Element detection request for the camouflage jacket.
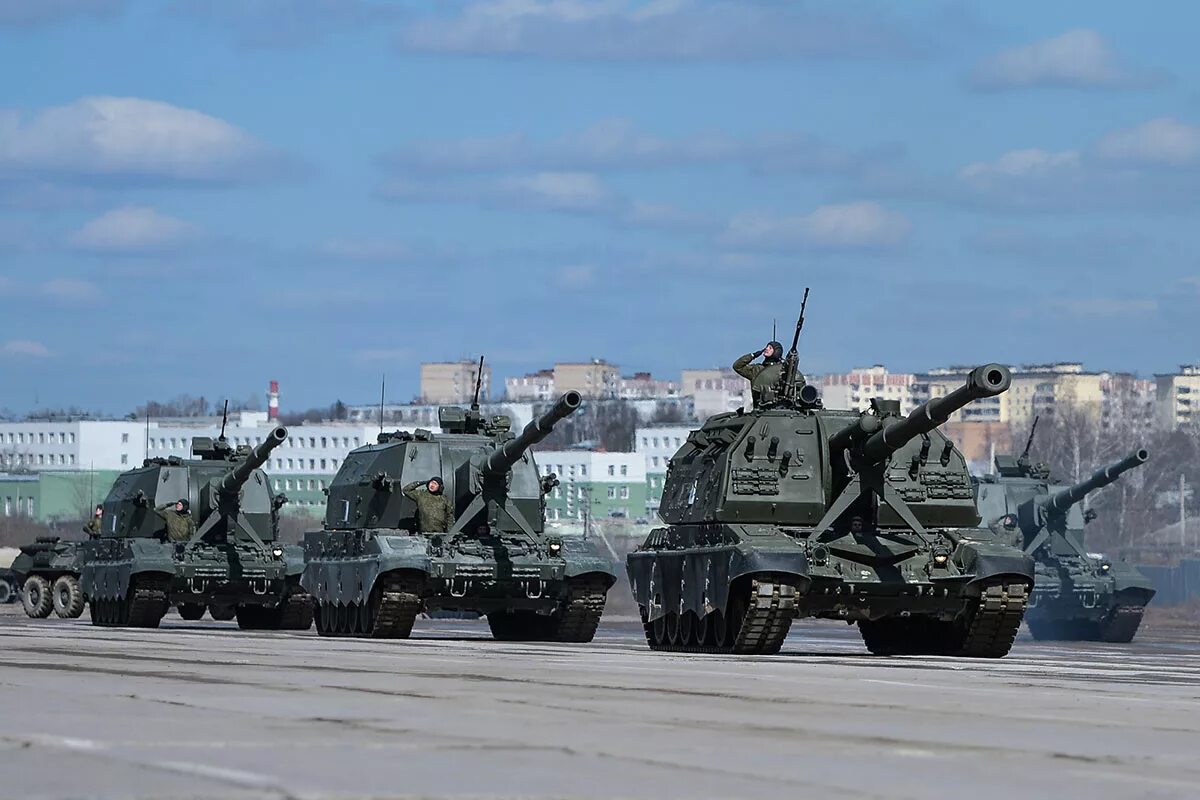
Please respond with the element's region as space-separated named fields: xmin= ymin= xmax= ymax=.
xmin=83 ymin=517 xmax=102 ymax=537
xmin=402 ymin=482 xmax=455 ymax=533
xmin=154 ymin=505 xmax=197 ymax=543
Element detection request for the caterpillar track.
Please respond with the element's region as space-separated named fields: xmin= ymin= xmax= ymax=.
xmin=315 ymin=575 xmax=421 ymax=639
xmin=550 ymin=576 xmax=609 ymax=643
xmin=88 ymin=575 xmax=169 ymax=628
xmin=642 ymin=578 xmax=796 ymax=655
xmin=1100 ymin=605 xmax=1145 ymax=643
xmin=858 ymin=581 xmax=1029 ymax=658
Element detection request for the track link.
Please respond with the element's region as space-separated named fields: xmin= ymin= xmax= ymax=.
xmin=958 ymin=582 xmax=1028 ymax=658
xmin=1100 ymin=605 xmax=1145 ymax=643
xmin=277 ymin=589 xmax=315 ymax=630
xmin=644 ymin=578 xmax=796 ymax=655
xmin=370 ymin=576 xmax=422 ymax=638
xmin=552 ymin=576 xmax=609 ymax=643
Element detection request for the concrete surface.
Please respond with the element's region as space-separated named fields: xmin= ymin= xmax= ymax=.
xmin=1 ymin=604 xmax=1197 ymax=800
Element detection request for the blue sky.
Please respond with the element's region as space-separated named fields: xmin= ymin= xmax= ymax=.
xmin=1 ymin=0 xmax=1197 ymax=414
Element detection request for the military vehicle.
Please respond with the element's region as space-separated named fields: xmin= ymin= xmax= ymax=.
xmin=976 ymin=430 xmax=1154 ymax=642
xmin=80 ymin=425 xmax=312 ymax=630
xmin=303 ymin=384 xmax=617 ymax=641
xmin=0 ymin=547 xmax=20 ymax=604
xmin=628 ymin=303 xmax=1034 ymax=657
xmin=12 ymin=537 xmax=89 ymax=618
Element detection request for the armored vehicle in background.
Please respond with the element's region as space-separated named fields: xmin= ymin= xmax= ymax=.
xmin=976 ymin=437 xmax=1154 ymax=642
xmin=628 ymin=308 xmax=1034 ymax=657
xmin=81 ymin=427 xmax=312 ymax=630
xmin=12 ymin=537 xmax=89 ymax=618
xmin=0 ymin=548 xmax=20 ymax=604
xmin=303 ymin=389 xmax=617 ymax=641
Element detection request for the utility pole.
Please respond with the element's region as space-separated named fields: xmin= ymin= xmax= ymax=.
xmin=1181 ymin=473 xmax=1187 ymax=551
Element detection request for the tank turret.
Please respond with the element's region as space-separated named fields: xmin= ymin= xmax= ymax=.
xmin=219 ymin=427 xmax=288 ymax=494
xmin=482 ymin=392 xmax=581 ymax=477
xmin=1038 ymin=448 xmax=1150 ymax=515
xmin=856 ymin=365 xmax=1011 ymax=465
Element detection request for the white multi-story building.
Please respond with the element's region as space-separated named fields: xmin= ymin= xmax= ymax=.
xmin=818 ymin=366 xmax=918 ymax=414
xmin=1156 ymin=365 xmax=1200 ymax=430
xmin=535 ymin=450 xmax=648 ymax=522
xmin=0 ymin=420 xmax=147 ymax=471
xmin=635 ymin=424 xmax=692 ymax=513
xmin=505 ymin=370 xmax=556 ymax=402
xmin=679 ymin=368 xmax=748 ymax=419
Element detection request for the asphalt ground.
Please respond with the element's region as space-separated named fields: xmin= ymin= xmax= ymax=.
xmin=1 ymin=603 xmax=1197 ymax=800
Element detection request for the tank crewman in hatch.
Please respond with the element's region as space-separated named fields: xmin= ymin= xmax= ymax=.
xmin=732 ymin=340 xmax=785 ymax=407
xmin=83 ymin=504 xmax=103 ymax=537
xmin=402 ymin=476 xmax=455 ymax=533
xmin=155 ymin=498 xmax=197 ymax=543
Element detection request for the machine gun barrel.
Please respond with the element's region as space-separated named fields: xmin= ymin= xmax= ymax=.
xmin=483 ymin=392 xmax=582 ymax=476
xmin=860 ymin=364 xmax=1011 ymax=465
xmin=218 ymin=426 xmax=288 ymax=494
xmin=1040 ymin=448 xmax=1150 ymax=514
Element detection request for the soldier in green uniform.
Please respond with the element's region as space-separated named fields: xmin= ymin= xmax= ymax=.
xmin=83 ymin=504 xmax=103 ymax=537
xmin=732 ymin=340 xmax=786 ymax=407
xmin=402 ymin=476 xmax=455 ymax=533
xmin=155 ymin=498 xmax=197 ymax=543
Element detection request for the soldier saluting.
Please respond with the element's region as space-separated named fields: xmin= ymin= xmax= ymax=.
xmin=403 ymin=476 xmax=455 ymax=533
xmin=733 ymin=340 xmax=787 ymax=407
xmin=155 ymin=498 xmax=196 ymax=543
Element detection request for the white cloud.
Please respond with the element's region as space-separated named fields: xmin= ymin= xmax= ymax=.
xmin=396 ymin=0 xmax=915 ymax=62
xmin=1094 ymin=117 xmax=1200 ymax=167
xmin=952 ymin=119 xmax=1200 ymax=211
xmin=723 ymin=201 xmax=912 ymax=251
xmin=384 ymin=118 xmax=867 ymax=176
xmin=0 ymin=96 xmax=285 ymax=184
xmin=381 ymin=170 xmax=619 ymax=214
xmin=69 ymin=207 xmax=199 ymax=254
xmin=969 ymin=29 xmax=1160 ymax=91
xmin=1051 ymin=297 xmax=1158 ymax=317
xmin=959 ymin=149 xmax=1080 ymax=180
xmin=2 ymin=340 xmax=53 ymax=358
xmin=496 ymin=171 xmax=615 ymax=212
xmin=41 ymin=278 xmax=104 ymax=304
xmin=172 ymin=0 xmax=396 ymax=48
xmin=0 ymin=0 xmax=122 ymax=27
xmin=556 ymin=264 xmax=595 ymax=289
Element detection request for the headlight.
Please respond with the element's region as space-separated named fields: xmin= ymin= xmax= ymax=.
xmin=933 ymin=553 xmax=949 ymax=565
xmin=1100 ymin=562 xmax=1111 ymax=572
xmin=272 ymin=546 xmax=284 ymax=558
xmin=548 ymin=540 xmax=562 ymax=555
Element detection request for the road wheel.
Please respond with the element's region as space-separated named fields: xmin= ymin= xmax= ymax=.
xmin=208 ymin=604 xmax=236 ymax=621
xmin=52 ymin=575 xmax=86 ymax=618
xmin=177 ymin=603 xmax=207 ymax=621
xmin=22 ymin=575 xmax=53 ymax=619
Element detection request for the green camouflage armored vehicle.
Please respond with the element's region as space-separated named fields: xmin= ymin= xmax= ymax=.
xmin=303 ymin=390 xmax=617 ymax=641
xmin=80 ymin=426 xmax=312 ymax=630
xmin=976 ymin=437 xmax=1154 ymax=642
xmin=12 ymin=537 xmax=89 ymax=619
xmin=0 ymin=548 xmax=21 ymax=605
xmin=628 ymin=310 xmax=1034 ymax=657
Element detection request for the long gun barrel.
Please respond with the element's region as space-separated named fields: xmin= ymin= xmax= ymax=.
xmin=482 ymin=392 xmax=582 ymax=476
xmin=1040 ymin=448 xmax=1150 ymax=514
xmin=860 ymin=364 xmax=1011 ymax=465
xmin=218 ymin=426 xmax=288 ymax=494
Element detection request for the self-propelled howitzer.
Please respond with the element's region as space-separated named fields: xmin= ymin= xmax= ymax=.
xmin=79 ymin=427 xmax=312 ymax=630
xmin=977 ymin=447 xmax=1154 ymax=641
xmin=303 ymin=391 xmax=617 ymax=642
xmin=628 ymin=362 xmax=1035 ymax=657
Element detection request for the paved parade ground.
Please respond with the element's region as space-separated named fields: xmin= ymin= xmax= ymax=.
xmin=1 ymin=605 xmax=1198 ymax=800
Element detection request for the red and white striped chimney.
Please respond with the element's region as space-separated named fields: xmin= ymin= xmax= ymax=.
xmin=268 ymin=380 xmax=280 ymax=420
